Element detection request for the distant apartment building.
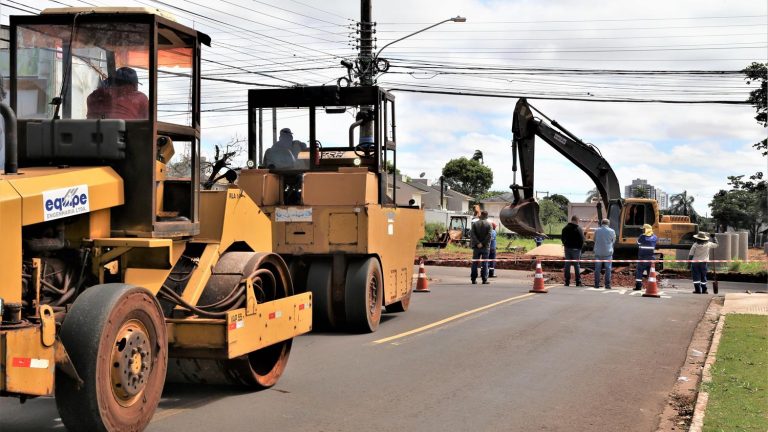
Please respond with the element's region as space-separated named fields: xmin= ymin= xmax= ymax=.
xmin=624 ymin=178 xmax=668 ymax=209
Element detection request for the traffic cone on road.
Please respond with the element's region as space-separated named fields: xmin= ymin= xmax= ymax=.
xmin=414 ymin=259 xmax=430 ymax=293
xmin=642 ymin=264 xmax=661 ymax=298
xmin=529 ymin=260 xmax=548 ymax=294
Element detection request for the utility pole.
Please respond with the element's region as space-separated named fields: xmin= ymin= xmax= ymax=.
xmin=357 ymin=0 xmax=375 ymax=147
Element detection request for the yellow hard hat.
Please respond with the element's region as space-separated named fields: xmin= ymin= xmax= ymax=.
xmin=643 ymin=224 xmax=653 ymax=236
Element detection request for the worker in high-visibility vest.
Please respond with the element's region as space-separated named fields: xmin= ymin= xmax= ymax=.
xmin=635 ymin=224 xmax=657 ymax=291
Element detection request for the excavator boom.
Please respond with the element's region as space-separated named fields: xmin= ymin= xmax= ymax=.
xmin=500 ymin=98 xmax=623 ymax=236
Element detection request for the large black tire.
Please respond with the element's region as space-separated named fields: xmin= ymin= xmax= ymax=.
xmin=168 ymin=252 xmax=293 ymax=388
xmin=344 ymin=257 xmax=383 ymax=333
xmin=307 ymin=260 xmax=336 ymax=331
xmin=56 ymin=284 xmax=167 ymax=432
xmin=386 ymin=289 xmax=411 ymax=313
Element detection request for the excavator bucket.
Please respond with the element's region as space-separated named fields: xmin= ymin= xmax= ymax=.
xmin=499 ymin=198 xmax=545 ymax=237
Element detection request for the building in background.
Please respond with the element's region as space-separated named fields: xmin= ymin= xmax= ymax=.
xmin=624 ymin=178 xmax=668 ymax=209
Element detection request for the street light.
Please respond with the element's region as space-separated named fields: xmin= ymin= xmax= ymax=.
xmin=374 ymin=16 xmax=467 ymax=64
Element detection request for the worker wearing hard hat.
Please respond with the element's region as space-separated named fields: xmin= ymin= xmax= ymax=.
xmin=635 ymin=224 xmax=658 ymax=291
xmin=688 ymin=232 xmax=718 ymax=294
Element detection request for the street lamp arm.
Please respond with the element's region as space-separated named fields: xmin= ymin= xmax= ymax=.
xmin=374 ymin=16 xmax=466 ymax=61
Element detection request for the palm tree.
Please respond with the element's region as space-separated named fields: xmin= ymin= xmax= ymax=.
xmin=633 ymin=188 xmax=648 ymax=198
xmin=472 ymin=150 xmax=484 ymax=164
xmin=669 ymin=191 xmax=698 ymax=221
xmin=585 ymin=188 xmax=600 ymax=203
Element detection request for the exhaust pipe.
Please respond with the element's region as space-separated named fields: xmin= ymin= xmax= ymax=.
xmin=0 ymin=103 xmax=18 ymax=174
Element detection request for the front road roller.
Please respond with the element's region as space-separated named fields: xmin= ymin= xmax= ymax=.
xmin=1 ymin=8 xmax=312 ymax=432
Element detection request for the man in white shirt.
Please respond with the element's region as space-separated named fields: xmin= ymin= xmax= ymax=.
xmin=688 ymin=232 xmax=718 ymax=294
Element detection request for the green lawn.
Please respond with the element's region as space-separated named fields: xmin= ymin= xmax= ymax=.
xmin=662 ymin=256 xmax=767 ymax=275
xmin=703 ymin=314 xmax=768 ymax=432
xmin=418 ymin=237 xmax=560 ymax=258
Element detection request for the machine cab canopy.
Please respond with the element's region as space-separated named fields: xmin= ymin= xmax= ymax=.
xmin=9 ymin=8 xmax=210 ymax=238
xmin=10 ymin=7 xmax=209 ymax=128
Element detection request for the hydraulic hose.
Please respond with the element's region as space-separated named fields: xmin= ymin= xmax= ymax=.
xmin=0 ymin=103 xmax=18 ymax=174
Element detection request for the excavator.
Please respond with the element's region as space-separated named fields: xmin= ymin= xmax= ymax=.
xmin=500 ymin=98 xmax=697 ymax=259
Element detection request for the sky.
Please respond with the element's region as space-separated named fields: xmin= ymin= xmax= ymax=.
xmin=2 ymin=0 xmax=767 ymax=214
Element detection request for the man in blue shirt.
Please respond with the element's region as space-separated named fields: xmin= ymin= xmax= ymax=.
xmin=593 ymin=218 xmax=616 ymax=289
xmin=635 ymin=224 xmax=658 ymax=291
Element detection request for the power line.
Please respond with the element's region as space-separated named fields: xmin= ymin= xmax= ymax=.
xmin=381 ymin=45 xmax=766 ymax=54
xmin=375 ymin=33 xmax=767 ymax=42
xmin=245 ymin=0 xmax=349 ymax=26
xmin=284 ymin=0 xmax=353 ymax=22
xmin=377 ymin=14 xmax=767 ymax=25
xmin=376 ymin=23 xmax=766 ymax=33
xmin=387 ymin=55 xmax=757 ymax=62
xmin=2 ymin=1 xmax=41 ymax=13
xmin=217 ymin=0 xmax=349 ymax=40
xmin=386 ymin=86 xmax=750 ymax=104
xmin=148 ymin=0 xmax=348 ymax=60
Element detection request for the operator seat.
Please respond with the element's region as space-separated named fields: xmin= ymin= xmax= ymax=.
xmin=263 ymin=146 xmax=297 ymax=169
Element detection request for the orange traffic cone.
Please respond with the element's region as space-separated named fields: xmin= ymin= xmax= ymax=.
xmin=642 ymin=264 xmax=661 ymax=298
xmin=529 ymin=260 xmax=548 ymax=293
xmin=414 ymin=259 xmax=430 ymax=293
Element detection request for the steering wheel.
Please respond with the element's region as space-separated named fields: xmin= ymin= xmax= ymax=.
xmin=354 ymin=143 xmax=375 ymax=159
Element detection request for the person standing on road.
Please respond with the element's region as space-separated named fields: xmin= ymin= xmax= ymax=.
xmin=470 ymin=211 xmax=492 ymax=285
xmin=593 ymin=218 xmax=616 ymax=289
xmin=634 ymin=224 xmax=658 ymax=291
xmin=561 ymin=215 xmax=585 ymax=286
xmin=488 ymin=222 xmax=498 ymax=278
xmin=688 ymin=232 xmax=719 ymax=294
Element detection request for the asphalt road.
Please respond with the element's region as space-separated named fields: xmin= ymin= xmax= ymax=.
xmin=1 ymin=266 xmax=762 ymax=432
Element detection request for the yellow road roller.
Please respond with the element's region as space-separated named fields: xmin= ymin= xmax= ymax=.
xmin=240 ymin=86 xmax=424 ymax=333
xmin=0 ymin=8 xmax=311 ymax=431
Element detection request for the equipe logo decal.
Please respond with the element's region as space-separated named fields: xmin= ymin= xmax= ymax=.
xmin=43 ymin=184 xmax=90 ymax=221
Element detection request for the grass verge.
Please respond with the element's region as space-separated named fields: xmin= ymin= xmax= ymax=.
xmin=662 ymin=256 xmax=767 ymax=275
xmin=418 ymin=238 xmax=561 ymax=259
xmin=703 ymin=314 xmax=768 ymax=432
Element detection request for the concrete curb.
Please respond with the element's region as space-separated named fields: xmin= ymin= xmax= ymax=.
xmin=688 ymin=311 xmax=726 ymax=432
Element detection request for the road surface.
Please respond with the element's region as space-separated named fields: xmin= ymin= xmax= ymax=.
xmin=1 ymin=266 xmax=761 ymax=431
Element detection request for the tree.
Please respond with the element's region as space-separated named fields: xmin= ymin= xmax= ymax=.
xmin=710 ymin=172 xmax=767 ymax=241
xmin=633 ymin=188 xmax=647 ymax=198
xmin=742 ymin=62 xmax=767 ymax=156
xmin=385 ymin=161 xmax=401 ymax=177
xmin=585 ymin=188 xmax=600 ymax=203
xmin=472 ymin=150 xmax=484 ymax=164
xmin=544 ymin=193 xmax=570 ymax=215
xmin=167 ymin=135 xmax=245 ymax=184
xmin=539 ymin=199 xmax=566 ymax=234
xmin=669 ymin=191 xmax=699 ymax=222
xmin=441 ymin=157 xmax=493 ymax=198
xmin=475 ymin=190 xmax=507 ymax=201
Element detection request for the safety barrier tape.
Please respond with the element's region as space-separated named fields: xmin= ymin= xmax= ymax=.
xmin=422 ymin=258 xmax=760 ymax=263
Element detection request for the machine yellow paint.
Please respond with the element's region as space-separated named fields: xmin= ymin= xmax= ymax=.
xmin=0 ymin=182 xmax=22 ymax=303
xmin=1 ymin=326 xmax=55 ymax=396
xmin=583 ymin=198 xmax=697 ymax=254
xmin=1 ymin=8 xmax=310 ymax=430
xmin=243 ymin=85 xmax=423 ymax=332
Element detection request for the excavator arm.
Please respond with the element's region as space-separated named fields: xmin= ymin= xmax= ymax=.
xmin=500 ymin=98 xmax=623 ymax=236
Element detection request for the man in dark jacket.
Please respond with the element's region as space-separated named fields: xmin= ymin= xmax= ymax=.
xmin=470 ymin=210 xmax=492 ymax=284
xmin=561 ymin=215 xmax=585 ymax=286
